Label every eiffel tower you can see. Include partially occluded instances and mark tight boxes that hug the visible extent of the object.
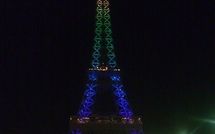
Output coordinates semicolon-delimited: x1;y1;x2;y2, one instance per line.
70;0;143;133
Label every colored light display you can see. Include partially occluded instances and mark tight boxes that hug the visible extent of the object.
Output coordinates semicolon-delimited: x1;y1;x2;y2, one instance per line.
77;0;134;120
92;0;103;68
103;0;117;68
91;0;116;68
78;72;97;118
111;73;133;119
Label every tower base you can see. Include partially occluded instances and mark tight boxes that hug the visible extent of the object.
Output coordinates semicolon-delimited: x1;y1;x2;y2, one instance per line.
69;115;144;134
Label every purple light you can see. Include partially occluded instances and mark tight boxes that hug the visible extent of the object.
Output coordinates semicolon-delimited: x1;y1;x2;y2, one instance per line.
130;129;144;134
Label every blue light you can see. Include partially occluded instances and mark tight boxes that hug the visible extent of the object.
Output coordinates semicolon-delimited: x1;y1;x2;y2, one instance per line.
111;75;120;81
112;83;123;89
114;89;126;98
78;72;98;118
76;0;139;127
71;129;82;134
89;72;97;81
111;73;133;119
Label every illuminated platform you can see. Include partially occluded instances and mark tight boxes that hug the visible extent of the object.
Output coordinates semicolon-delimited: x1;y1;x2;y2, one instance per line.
69;116;144;134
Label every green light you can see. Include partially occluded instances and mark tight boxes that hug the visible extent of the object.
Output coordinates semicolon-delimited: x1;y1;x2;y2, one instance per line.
200;118;215;124
190;126;201;134
91;0;117;68
92;0;103;68
178;130;188;134
103;0;116;68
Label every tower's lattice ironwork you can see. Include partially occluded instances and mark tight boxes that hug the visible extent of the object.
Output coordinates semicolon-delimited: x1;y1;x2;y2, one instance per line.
79;0;133;120
70;0;143;133
92;0;116;68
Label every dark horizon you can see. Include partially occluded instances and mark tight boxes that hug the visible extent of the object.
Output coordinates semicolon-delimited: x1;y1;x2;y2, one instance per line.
1;0;214;134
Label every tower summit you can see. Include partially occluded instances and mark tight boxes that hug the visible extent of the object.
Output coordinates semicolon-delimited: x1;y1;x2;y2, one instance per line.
70;0;144;133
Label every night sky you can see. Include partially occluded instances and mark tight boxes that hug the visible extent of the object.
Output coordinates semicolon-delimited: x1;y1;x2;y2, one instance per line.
1;0;214;134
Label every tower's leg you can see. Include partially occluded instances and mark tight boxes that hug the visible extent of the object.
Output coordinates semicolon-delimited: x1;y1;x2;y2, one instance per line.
78;71;97;118
110;71;133;119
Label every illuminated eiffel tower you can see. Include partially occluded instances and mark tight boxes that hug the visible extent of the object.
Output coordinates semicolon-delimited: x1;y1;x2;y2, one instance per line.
70;0;143;133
